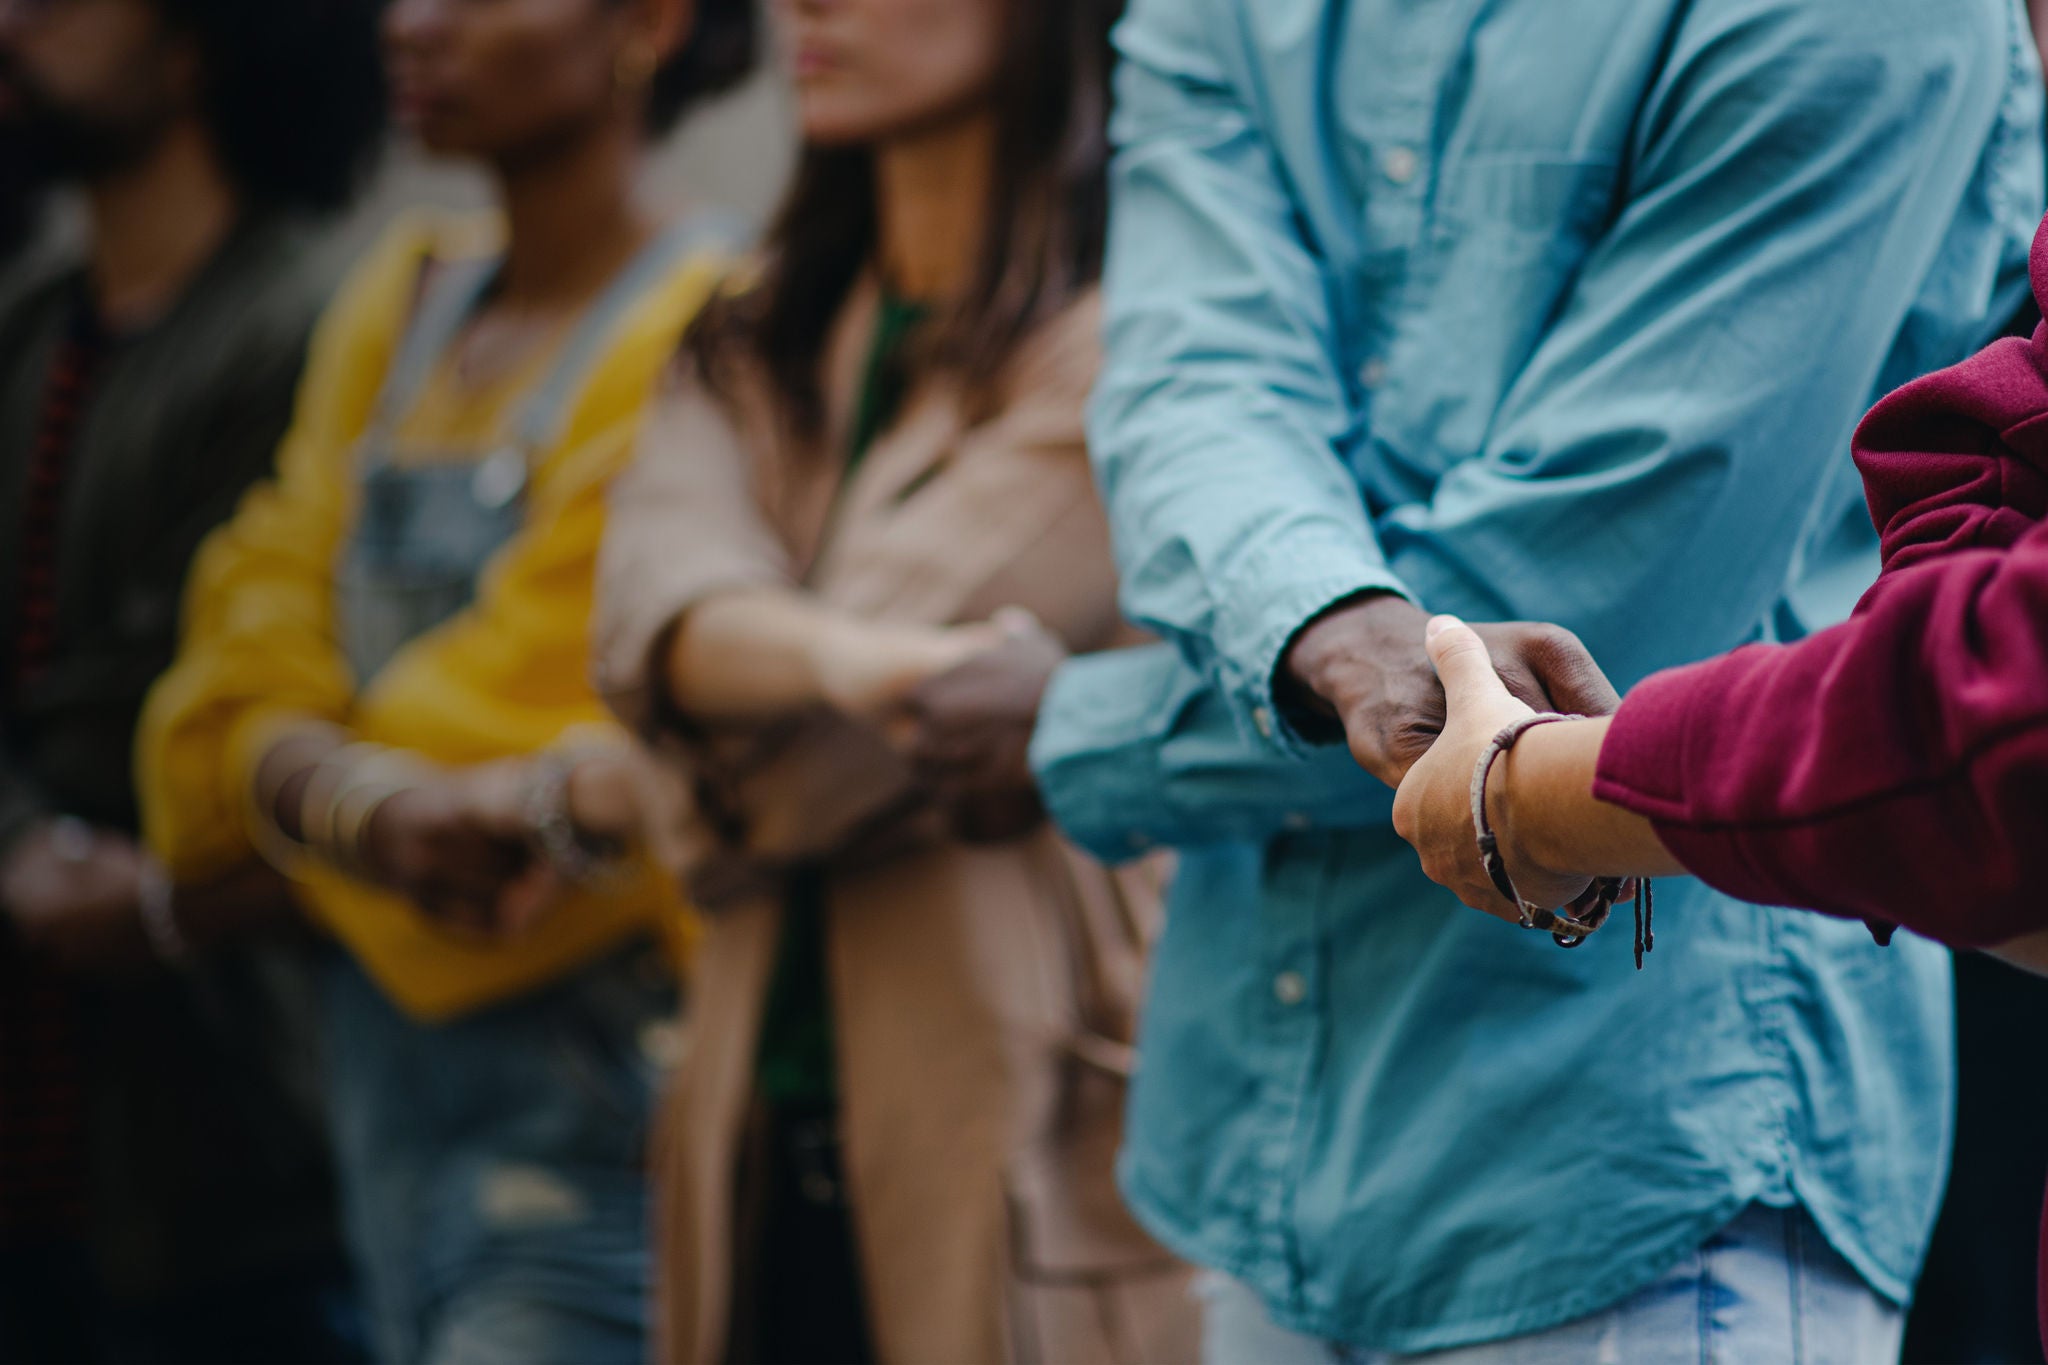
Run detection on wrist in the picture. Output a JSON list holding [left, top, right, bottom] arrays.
[[1282, 591, 1426, 717], [1490, 720, 1608, 881], [1485, 746, 1550, 887]]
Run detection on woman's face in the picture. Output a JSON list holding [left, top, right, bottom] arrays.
[[777, 0, 1005, 146], [383, 0, 646, 162]]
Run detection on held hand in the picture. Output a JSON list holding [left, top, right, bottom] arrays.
[[1285, 594, 1620, 786], [561, 745, 691, 881], [1392, 617, 1595, 920], [0, 821, 156, 976], [812, 615, 1008, 718], [897, 608, 1068, 843], [358, 764, 546, 936]]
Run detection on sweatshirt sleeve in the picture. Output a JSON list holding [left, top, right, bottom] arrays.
[[1595, 292, 2048, 947]]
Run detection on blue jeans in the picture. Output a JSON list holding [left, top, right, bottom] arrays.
[[1201, 1204, 1902, 1365], [320, 944, 677, 1365]]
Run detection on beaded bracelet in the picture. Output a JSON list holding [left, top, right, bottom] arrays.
[[1471, 713, 1654, 969], [324, 749, 430, 882], [522, 749, 628, 886]]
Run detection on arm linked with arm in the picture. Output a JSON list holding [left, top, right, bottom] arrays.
[[1037, 0, 2037, 858], [594, 379, 928, 880]]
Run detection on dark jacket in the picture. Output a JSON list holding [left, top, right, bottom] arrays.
[[0, 212, 349, 1301]]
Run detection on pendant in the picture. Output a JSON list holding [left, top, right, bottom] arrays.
[[471, 446, 527, 510]]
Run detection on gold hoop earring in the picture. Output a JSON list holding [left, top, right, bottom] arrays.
[[615, 37, 659, 95]]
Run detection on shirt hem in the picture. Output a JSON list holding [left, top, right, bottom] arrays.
[[1118, 1163, 1851, 1353]]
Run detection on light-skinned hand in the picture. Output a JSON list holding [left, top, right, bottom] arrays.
[[1392, 615, 1597, 920]]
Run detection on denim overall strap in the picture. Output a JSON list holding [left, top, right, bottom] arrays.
[[358, 254, 500, 472], [337, 213, 745, 684], [360, 208, 746, 474], [509, 209, 746, 456]]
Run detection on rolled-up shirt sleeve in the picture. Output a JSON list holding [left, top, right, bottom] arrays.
[[1085, 0, 1412, 757]]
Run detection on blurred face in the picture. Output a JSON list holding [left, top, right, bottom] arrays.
[[778, 0, 1004, 146], [382, 0, 649, 162], [0, 0, 194, 182]]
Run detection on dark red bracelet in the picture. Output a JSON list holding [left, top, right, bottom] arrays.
[[1471, 713, 1654, 969]]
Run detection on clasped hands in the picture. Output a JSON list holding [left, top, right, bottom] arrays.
[[1284, 593, 1613, 921], [809, 604, 1070, 845]]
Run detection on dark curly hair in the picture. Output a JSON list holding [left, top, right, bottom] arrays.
[[155, 0, 387, 212], [641, 0, 759, 136]]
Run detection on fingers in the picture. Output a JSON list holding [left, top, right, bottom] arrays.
[[1517, 625, 1621, 717], [1424, 616, 1515, 713]]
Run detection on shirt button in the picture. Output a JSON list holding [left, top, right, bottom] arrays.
[[1252, 707, 1276, 740], [1381, 146, 1420, 186], [1126, 831, 1154, 854], [1358, 357, 1389, 390], [1283, 811, 1312, 832], [1273, 971, 1308, 1006]]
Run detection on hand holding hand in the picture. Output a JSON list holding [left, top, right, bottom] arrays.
[[1284, 594, 1620, 786], [812, 615, 1009, 719], [0, 820, 156, 975], [358, 762, 552, 935], [896, 608, 1068, 843], [1392, 616, 1598, 919]]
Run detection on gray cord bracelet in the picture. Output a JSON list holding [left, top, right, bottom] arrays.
[[1471, 712, 1655, 967]]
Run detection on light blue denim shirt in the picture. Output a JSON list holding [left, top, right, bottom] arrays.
[[1031, 0, 2045, 1352]]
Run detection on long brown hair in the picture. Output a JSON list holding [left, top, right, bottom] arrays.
[[688, 0, 1123, 441]]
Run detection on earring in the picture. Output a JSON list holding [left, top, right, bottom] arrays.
[[615, 36, 659, 94]]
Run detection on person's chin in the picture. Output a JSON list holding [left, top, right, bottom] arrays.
[[404, 119, 474, 162], [798, 107, 888, 149]]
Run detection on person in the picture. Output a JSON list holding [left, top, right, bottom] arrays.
[[1020, 0, 2046, 1359], [590, 0, 1196, 1359], [135, 0, 757, 1361], [1392, 203, 2048, 1357], [0, 0, 384, 1358]]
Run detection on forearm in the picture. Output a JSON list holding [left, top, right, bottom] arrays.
[[253, 722, 355, 842], [1493, 717, 1686, 883], [663, 589, 840, 720]]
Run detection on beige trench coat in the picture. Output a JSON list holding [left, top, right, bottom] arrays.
[[596, 283, 1196, 1365]]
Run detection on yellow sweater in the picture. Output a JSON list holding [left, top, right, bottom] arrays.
[[138, 215, 722, 1021]]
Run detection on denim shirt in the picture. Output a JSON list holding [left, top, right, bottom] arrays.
[[1030, 0, 2044, 1351]]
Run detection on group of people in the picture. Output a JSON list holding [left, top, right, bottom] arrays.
[[5, 0, 2048, 1363]]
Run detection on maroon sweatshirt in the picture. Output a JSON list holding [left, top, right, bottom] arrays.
[[1595, 211, 2048, 1348]]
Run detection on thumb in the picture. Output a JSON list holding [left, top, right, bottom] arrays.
[[1424, 616, 1513, 712]]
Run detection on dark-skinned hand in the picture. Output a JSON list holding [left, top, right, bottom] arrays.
[[1283, 592, 1620, 788], [897, 608, 1069, 844], [1, 821, 155, 976], [358, 761, 561, 936]]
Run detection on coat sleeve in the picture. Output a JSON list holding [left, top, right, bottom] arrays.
[[594, 371, 925, 882]]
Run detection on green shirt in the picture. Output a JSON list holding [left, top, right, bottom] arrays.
[[754, 292, 930, 1109]]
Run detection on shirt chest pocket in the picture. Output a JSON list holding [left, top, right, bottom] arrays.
[[1364, 154, 1620, 477]]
